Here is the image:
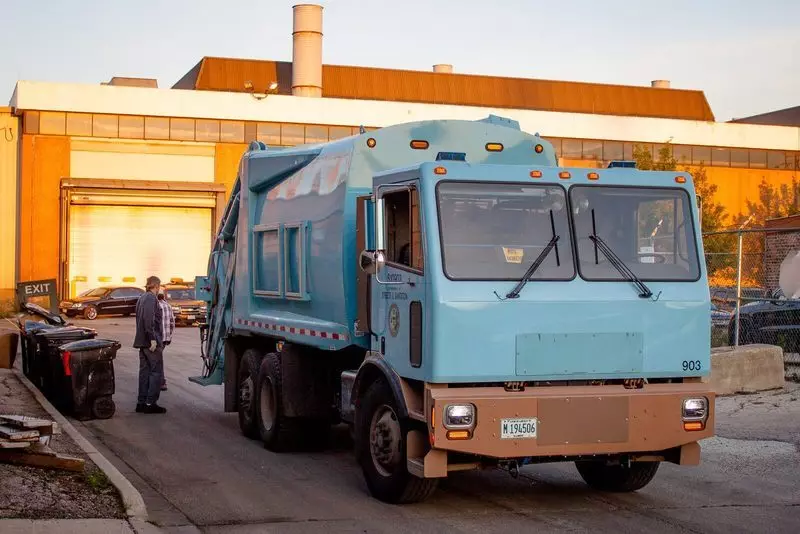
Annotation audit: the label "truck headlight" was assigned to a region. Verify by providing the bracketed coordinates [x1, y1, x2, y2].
[444, 404, 476, 429]
[682, 397, 708, 431]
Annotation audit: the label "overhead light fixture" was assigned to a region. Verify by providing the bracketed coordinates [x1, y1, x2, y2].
[244, 80, 279, 101]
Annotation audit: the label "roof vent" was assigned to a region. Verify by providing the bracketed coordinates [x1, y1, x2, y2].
[433, 64, 453, 73]
[102, 77, 158, 88]
[651, 80, 671, 89]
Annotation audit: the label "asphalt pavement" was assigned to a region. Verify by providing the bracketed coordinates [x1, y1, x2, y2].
[70, 317, 800, 534]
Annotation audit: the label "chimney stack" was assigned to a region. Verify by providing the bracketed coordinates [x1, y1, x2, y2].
[433, 64, 453, 73]
[651, 79, 671, 89]
[292, 4, 323, 97]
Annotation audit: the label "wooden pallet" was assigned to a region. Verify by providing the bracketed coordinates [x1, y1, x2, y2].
[0, 414, 84, 472]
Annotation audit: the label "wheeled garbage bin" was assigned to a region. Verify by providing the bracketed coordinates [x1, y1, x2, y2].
[58, 339, 120, 420]
[26, 326, 97, 407]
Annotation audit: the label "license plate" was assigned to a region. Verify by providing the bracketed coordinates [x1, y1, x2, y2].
[500, 418, 538, 439]
[187, 315, 196, 320]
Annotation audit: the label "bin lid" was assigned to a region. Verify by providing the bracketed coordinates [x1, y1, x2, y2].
[59, 338, 121, 353]
[34, 326, 97, 340]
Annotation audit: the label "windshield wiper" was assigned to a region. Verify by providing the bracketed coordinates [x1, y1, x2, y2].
[589, 210, 653, 299]
[504, 210, 560, 299]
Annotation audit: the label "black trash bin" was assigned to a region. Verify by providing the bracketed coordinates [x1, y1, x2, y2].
[26, 325, 97, 406]
[58, 339, 120, 420]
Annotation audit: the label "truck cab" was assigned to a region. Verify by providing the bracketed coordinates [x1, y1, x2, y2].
[194, 116, 714, 504]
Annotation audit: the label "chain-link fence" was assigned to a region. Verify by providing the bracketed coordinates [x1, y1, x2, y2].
[704, 227, 800, 380]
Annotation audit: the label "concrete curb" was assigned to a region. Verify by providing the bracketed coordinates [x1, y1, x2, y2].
[12, 367, 149, 522]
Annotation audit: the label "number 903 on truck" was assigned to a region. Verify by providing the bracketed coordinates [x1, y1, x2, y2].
[191, 115, 715, 504]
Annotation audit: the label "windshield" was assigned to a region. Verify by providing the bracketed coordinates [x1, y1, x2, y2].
[81, 288, 110, 297]
[436, 182, 574, 280]
[570, 186, 700, 281]
[167, 289, 194, 300]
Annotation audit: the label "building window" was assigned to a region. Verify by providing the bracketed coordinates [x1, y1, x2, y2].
[145, 117, 170, 140]
[195, 119, 220, 142]
[39, 112, 66, 135]
[244, 122, 257, 143]
[582, 140, 603, 160]
[281, 124, 305, 146]
[119, 116, 144, 139]
[730, 149, 748, 168]
[220, 120, 244, 143]
[623, 142, 634, 161]
[253, 227, 281, 296]
[711, 147, 730, 167]
[66, 113, 92, 136]
[329, 126, 352, 141]
[692, 146, 711, 165]
[23, 111, 40, 134]
[767, 151, 790, 170]
[749, 150, 767, 169]
[305, 125, 328, 144]
[673, 145, 691, 165]
[561, 139, 582, 159]
[603, 141, 623, 161]
[170, 118, 195, 141]
[93, 114, 119, 138]
[257, 123, 281, 145]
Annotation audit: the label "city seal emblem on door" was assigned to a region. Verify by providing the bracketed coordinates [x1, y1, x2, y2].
[388, 303, 400, 337]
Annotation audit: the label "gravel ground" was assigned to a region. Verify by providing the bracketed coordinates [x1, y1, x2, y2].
[0, 368, 125, 520]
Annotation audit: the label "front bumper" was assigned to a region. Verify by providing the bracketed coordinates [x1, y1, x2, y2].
[426, 382, 714, 460]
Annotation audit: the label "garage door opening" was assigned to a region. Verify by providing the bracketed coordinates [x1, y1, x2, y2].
[68, 205, 212, 298]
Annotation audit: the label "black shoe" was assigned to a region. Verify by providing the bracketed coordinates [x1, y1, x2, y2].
[136, 404, 145, 413]
[143, 404, 167, 414]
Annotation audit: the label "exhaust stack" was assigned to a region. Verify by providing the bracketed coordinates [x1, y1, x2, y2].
[292, 4, 323, 97]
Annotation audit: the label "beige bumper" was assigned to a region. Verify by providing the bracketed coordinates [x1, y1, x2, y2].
[410, 382, 714, 477]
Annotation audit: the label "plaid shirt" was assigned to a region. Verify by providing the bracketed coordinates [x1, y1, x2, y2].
[158, 298, 175, 343]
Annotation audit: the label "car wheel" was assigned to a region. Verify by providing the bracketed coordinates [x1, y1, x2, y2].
[84, 306, 98, 320]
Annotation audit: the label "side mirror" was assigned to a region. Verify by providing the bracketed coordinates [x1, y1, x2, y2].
[359, 250, 386, 275]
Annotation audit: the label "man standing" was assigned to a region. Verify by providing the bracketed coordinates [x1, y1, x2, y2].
[133, 276, 166, 414]
[157, 290, 175, 391]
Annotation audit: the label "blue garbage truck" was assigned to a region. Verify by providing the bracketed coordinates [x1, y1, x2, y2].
[193, 116, 715, 503]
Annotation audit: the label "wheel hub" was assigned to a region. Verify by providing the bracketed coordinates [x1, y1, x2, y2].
[240, 377, 253, 412]
[369, 405, 401, 476]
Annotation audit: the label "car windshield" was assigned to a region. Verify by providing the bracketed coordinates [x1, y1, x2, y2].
[81, 288, 110, 297]
[570, 186, 700, 282]
[167, 289, 194, 300]
[436, 182, 574, 280]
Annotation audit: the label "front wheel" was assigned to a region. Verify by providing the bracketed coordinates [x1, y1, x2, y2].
[356, 380, 438, 504]
[575, 460, 659, 492]
[84, 306, 98, 320]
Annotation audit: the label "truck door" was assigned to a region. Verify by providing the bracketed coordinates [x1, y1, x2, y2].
[371, 184, 426, 379]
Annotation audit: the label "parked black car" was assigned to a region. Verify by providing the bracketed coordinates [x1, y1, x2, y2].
[59, 286, 145, 320]
[728, 289, 800, 352]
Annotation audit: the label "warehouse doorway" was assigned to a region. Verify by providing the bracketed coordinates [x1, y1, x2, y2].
[60, 179, 226, 298]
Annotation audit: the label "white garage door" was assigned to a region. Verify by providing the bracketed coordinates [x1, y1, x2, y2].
[68, 205, 212, 297]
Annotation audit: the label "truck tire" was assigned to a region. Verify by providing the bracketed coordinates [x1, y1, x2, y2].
[238, 349, 263, 439]
[356, 379, 438, 504]
[575, 460, 660, 492]
[255, 352, 298, 451]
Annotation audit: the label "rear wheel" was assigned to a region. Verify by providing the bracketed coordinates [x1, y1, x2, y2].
[356, 379, 438, 504]
[255, 352, 299, 451]
[84, 306, 98, 320]
[237, 349, 263, 439]
[575, 460, 659, 492]
[91, 395, 116, 419]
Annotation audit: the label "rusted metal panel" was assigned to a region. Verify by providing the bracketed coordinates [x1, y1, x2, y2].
[182, 57, 715, 121]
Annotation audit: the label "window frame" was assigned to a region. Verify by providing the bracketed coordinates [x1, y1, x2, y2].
[283, 221, 311, 300]
[381, 184, 425, 276]
[252, 224, 283, 298]
[568, 184, 702, 283]
[434, 180, 576, 282]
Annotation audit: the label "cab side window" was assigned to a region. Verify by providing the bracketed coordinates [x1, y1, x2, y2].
[383, 187, 423, 272]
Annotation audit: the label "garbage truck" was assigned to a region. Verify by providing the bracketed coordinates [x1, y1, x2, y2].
[192, 116, 715, 503]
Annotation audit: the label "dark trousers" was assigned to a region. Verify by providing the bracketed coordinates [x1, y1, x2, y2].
[138, 347, 164, 405]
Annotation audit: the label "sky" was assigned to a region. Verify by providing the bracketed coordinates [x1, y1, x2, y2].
[2, 0, 798, 122]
